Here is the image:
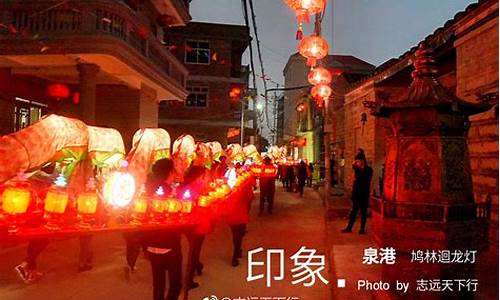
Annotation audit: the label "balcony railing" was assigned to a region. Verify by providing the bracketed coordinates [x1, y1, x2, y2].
[0, 1, 186, 88]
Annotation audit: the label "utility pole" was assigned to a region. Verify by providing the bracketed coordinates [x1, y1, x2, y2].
[241, 0, 257, 148]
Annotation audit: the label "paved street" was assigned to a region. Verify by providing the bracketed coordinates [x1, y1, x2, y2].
[0, 185, 331, 300]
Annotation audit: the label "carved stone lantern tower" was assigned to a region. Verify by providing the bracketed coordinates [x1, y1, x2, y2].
[364, 43, 490, 300]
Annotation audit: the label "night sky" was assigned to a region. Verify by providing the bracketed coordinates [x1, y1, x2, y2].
[190, 0, 476, 137]
[190, 0, 476, 84]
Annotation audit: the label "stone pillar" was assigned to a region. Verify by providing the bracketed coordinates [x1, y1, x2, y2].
[77, 63, 100, 125]
[139, 83, 158, 128]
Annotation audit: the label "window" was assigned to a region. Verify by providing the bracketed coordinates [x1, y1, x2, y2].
[186, 87, 208, 107]
[185, 41, 210, 64]
[14, 97, 47, 132]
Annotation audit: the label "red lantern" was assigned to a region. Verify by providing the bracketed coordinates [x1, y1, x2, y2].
[229, 86, 242, 101]
[308, 67, 332, 85]
[311, 84, 332, 100]
[299, 35, 329, 67]
[46, 83, 70, 100]
[72, 92, 80, 104]
[296, 102, 306, 112]
[284, 0, 327, 39]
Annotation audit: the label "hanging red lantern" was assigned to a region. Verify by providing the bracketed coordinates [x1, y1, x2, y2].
[46, 83, 70, 100]
[308, 67, 332, 85]
[284, 0, 327, 40]
[298, 35, 329, 67]
[311, 84, 332, 100]
[296, 102, 307, 112]
[72, 91, 80, 104]
[229, 86, 242, 101]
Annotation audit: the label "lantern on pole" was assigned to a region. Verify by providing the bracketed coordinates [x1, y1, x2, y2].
[308, 67, 332, 85]
[298, 35, 329, 67]
[76, 178, 98, 228]
[167, 196, 182, 214]
[151, 186, 167, 223]
[1, 173, 32, 233]
[131, 185, 148, 225]
[311, 84, 332, 100]
[103, 171, 136, 209]
[44, 174, 69, 231]
[180, 189, 193, 215]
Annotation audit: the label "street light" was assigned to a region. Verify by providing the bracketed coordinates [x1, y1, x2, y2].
[256, 102, 264, 111]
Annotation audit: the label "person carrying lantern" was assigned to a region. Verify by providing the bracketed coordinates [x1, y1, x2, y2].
[180, 165, 213, 290]
[225, 164, 255, 266]
[215, 155, 228, 178]
[141, 158, 183, 300]
[124, 158, 177, 280]
[259, 157, 278, 215]
[13, 163, 56, 283]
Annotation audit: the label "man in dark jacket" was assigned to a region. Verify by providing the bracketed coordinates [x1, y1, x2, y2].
[142, 158, 183, 300]
[342, 149, 373, 234]
[297, 161, 308, 197]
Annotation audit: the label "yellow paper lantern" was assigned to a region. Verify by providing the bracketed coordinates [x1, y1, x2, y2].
[151, 198, 165, 213]
[198, 196, 209, 208]
[181, 201, 193, 214]
[221, 184, 231, 196]
[77, 193, 98, 214]
[133, 197, 148, 214]
[2, 187, 31, 215]
[167, 199, 182, 213]
[44, 189, 68, 214]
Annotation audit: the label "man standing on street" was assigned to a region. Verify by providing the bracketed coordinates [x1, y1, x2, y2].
[297, 161, 308, 197]
[342, 149, 373, 234]
[259, 157, 277, 215]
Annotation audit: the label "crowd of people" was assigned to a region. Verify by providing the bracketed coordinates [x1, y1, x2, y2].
[277, 161, 314, 196]
[9, 149, 374, 299]
[12, 155, 255, 300]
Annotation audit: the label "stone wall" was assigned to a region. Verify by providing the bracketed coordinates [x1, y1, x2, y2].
[344, 80, 380, 194]
[454, 4, 499, 239]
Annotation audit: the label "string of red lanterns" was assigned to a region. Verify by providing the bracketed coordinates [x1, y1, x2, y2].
[284, 0, 332, 109]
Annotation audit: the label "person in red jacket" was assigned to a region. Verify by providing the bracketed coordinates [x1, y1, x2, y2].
[226, 164, 255, 266]
[180, 165, 212, 290]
